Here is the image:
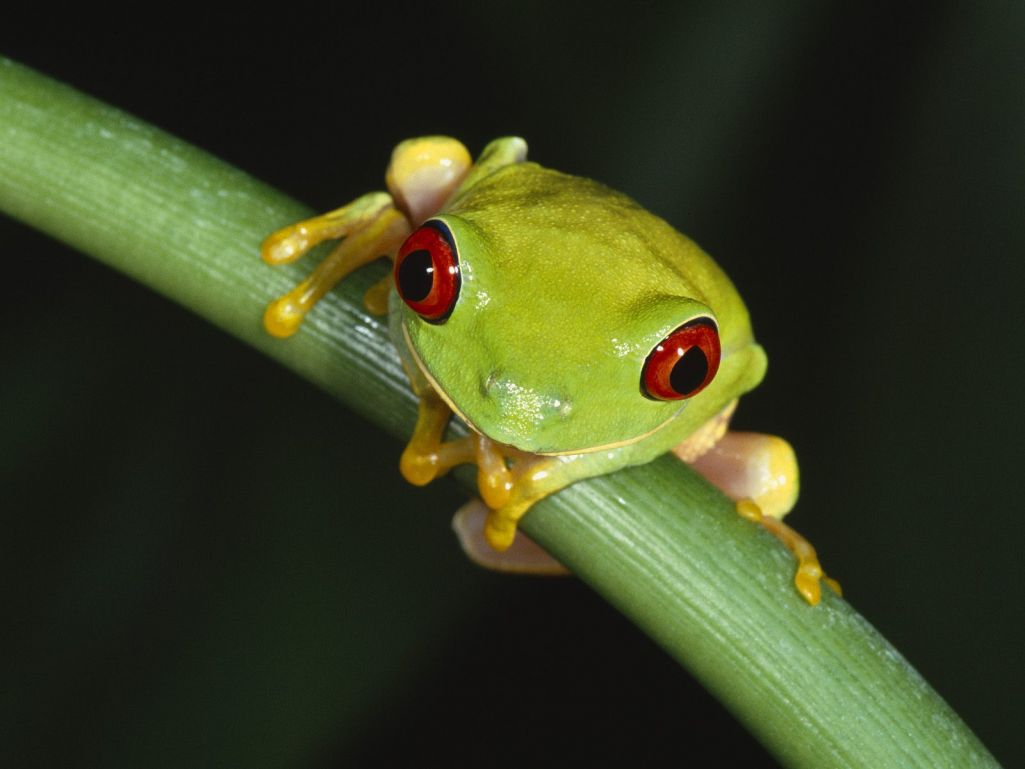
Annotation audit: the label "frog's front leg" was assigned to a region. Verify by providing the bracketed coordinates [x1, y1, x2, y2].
[480, 454, 583, 551]
[397, 385, 572, 572]
[451, 451, 601, 574]
[396, 374, 590, 572]
[398, 387, 516, 511]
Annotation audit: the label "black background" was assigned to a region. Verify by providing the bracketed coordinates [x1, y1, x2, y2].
[2, 4, 1022, 768]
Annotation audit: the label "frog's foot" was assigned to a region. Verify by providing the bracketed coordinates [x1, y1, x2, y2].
[397, 379, 571, 568]
[452, 498, 569, 575]
[737, 499, 841, 605]
[479, 453, 575, 552]
[400, 389, 468, 483]
[262, 193, 410, 335]
[482, 500, 529, 552]
[261, 136, 474, 334]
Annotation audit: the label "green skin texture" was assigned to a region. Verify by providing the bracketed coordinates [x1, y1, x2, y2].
[394, 138, 768, 484]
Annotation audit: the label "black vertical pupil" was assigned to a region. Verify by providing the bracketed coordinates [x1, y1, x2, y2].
[670, 347, 708, 395]
[398, 249, 434, 301]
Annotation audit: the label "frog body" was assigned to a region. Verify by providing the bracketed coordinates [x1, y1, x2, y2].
[400, 161, 766, 457]
[261, 136, 836, 605]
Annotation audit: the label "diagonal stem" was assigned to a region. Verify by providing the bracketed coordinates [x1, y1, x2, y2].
[0, 57, 1001, 769]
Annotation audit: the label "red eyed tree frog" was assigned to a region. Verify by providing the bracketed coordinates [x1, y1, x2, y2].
[261, 137, 838, 605]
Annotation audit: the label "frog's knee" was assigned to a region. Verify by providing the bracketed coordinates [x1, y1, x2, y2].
[689, 431, 799, 519]
[385, 136, 472, 224]
[746, 433, 799, 519]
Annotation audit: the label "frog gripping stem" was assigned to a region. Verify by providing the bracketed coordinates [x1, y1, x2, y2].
[261, 136, 836, 606]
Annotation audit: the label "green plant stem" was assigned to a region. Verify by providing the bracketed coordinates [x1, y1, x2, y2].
[0, 57, 1000, 769]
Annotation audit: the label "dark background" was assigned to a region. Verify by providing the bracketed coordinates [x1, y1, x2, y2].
[2, 4, 1022, 767]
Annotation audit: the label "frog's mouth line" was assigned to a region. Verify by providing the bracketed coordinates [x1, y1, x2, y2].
[401, 325, 686, 457]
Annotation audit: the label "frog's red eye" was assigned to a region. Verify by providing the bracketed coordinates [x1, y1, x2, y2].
[394, 220, 460, 322]
[642, 318, 721, 401]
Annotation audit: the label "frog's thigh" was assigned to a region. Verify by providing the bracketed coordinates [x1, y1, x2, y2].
[453, 499, 569, 575]
[684, 431, 799, 519]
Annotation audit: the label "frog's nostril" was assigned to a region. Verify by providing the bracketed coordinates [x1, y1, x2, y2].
[482, 370, 500, 395]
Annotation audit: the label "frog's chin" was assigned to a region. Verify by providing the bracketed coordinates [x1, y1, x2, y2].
[402, 326, 684, 456]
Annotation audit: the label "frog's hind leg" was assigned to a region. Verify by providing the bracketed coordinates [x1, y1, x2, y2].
[263, 200, 411, 335]
[735, 498, 841, 605]
[684, 430, 799, 519]
[262, 136, 477, 334]
[680, 430, 840, 605]
[385, 136, 474, 224]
